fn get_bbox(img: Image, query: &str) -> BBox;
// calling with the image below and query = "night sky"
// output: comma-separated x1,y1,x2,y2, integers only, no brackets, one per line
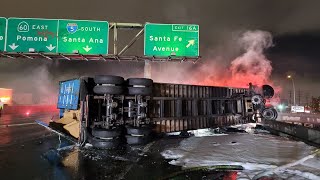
1,0,320,103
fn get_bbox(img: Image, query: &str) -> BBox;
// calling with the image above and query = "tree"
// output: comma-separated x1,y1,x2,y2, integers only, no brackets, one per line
310,97,320,113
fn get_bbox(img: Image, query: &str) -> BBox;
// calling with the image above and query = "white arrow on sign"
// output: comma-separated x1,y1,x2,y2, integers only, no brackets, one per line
186,39,195,48
46,44,56,51
9,43,19,50
83,45,92,52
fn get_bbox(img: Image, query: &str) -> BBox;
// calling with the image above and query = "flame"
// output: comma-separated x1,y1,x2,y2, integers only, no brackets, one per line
0,96,11,103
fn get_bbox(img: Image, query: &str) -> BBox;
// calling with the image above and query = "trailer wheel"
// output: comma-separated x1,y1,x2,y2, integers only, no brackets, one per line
93,85,123,95
92,127,121,138
94,75,124,85
127,78,153,87
125,135,150,145
271,108,278,120
251,95,263,105
126,126,152,136
88,137,120,149
128,87,152,96
262,108,277,120
262,84,274,98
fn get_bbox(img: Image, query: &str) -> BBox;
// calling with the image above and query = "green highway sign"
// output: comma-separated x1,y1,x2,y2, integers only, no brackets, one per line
144,23,199,57
6,18,58,53
5,18,109,55
58,20,109,55
0,17,6,51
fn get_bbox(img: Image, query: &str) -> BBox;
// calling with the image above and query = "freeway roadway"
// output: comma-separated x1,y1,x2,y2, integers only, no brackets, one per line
0,111,58,146
0,112,319,180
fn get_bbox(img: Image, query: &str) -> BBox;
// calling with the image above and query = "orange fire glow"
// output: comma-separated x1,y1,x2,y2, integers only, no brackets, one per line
0,96,11,103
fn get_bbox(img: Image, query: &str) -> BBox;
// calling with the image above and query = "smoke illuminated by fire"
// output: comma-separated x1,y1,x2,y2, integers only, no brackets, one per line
200,30,273,88
201,30,281,105
152,30,281,105
153,30,276,89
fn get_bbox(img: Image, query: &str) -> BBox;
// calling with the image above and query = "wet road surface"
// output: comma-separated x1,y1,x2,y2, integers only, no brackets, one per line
0,112,58,146
162,128,320,179
0,112,58,126
0,113,319,180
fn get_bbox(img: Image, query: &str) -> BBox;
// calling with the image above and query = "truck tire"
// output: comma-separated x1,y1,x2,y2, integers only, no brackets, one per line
88,137,120,149
126,126,152,136
93,85,123,95
262,84,274,98
92,127,121,138
262,108,276,120
125,135,150,145
128,87,152,96
251,95,263,105
94,75,124,85
127,78,153,87
272,108,278,120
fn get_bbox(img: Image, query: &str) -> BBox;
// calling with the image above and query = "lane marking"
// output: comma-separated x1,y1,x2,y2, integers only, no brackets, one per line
0,122,36,128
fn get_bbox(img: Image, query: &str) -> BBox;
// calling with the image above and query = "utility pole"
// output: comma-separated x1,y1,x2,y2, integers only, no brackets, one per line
298,89,301,106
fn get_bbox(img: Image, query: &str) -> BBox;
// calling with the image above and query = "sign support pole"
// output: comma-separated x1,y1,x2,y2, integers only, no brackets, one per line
144,60,151,79
118,28,144,56
114,23,117,55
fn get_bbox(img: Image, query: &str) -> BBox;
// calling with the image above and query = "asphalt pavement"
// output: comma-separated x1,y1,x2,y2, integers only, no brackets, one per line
0,112,319,180
0,112,186,180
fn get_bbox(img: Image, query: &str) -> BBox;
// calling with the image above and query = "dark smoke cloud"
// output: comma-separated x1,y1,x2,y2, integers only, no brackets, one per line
2,0,320,36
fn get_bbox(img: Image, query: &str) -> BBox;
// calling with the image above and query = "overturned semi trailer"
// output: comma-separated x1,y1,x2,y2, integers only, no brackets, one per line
52,75,257,148
149,83,252,133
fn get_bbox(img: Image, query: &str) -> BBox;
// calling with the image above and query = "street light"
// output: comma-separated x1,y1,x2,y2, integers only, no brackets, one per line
287,75,296,106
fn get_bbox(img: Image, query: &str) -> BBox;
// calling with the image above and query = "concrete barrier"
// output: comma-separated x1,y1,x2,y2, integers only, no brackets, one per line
277,113,320,124
264,120,320,146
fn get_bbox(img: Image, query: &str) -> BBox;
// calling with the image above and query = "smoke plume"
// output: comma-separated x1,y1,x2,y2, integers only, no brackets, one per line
225,30,273,87
153,30,275,89
152,30,282,105
2,63,58,105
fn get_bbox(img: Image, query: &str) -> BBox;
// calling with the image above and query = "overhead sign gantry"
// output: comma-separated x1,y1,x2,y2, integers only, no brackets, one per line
0,17,200,62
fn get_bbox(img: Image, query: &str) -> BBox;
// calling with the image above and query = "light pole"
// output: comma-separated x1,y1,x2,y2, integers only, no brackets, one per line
287,75,296,106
